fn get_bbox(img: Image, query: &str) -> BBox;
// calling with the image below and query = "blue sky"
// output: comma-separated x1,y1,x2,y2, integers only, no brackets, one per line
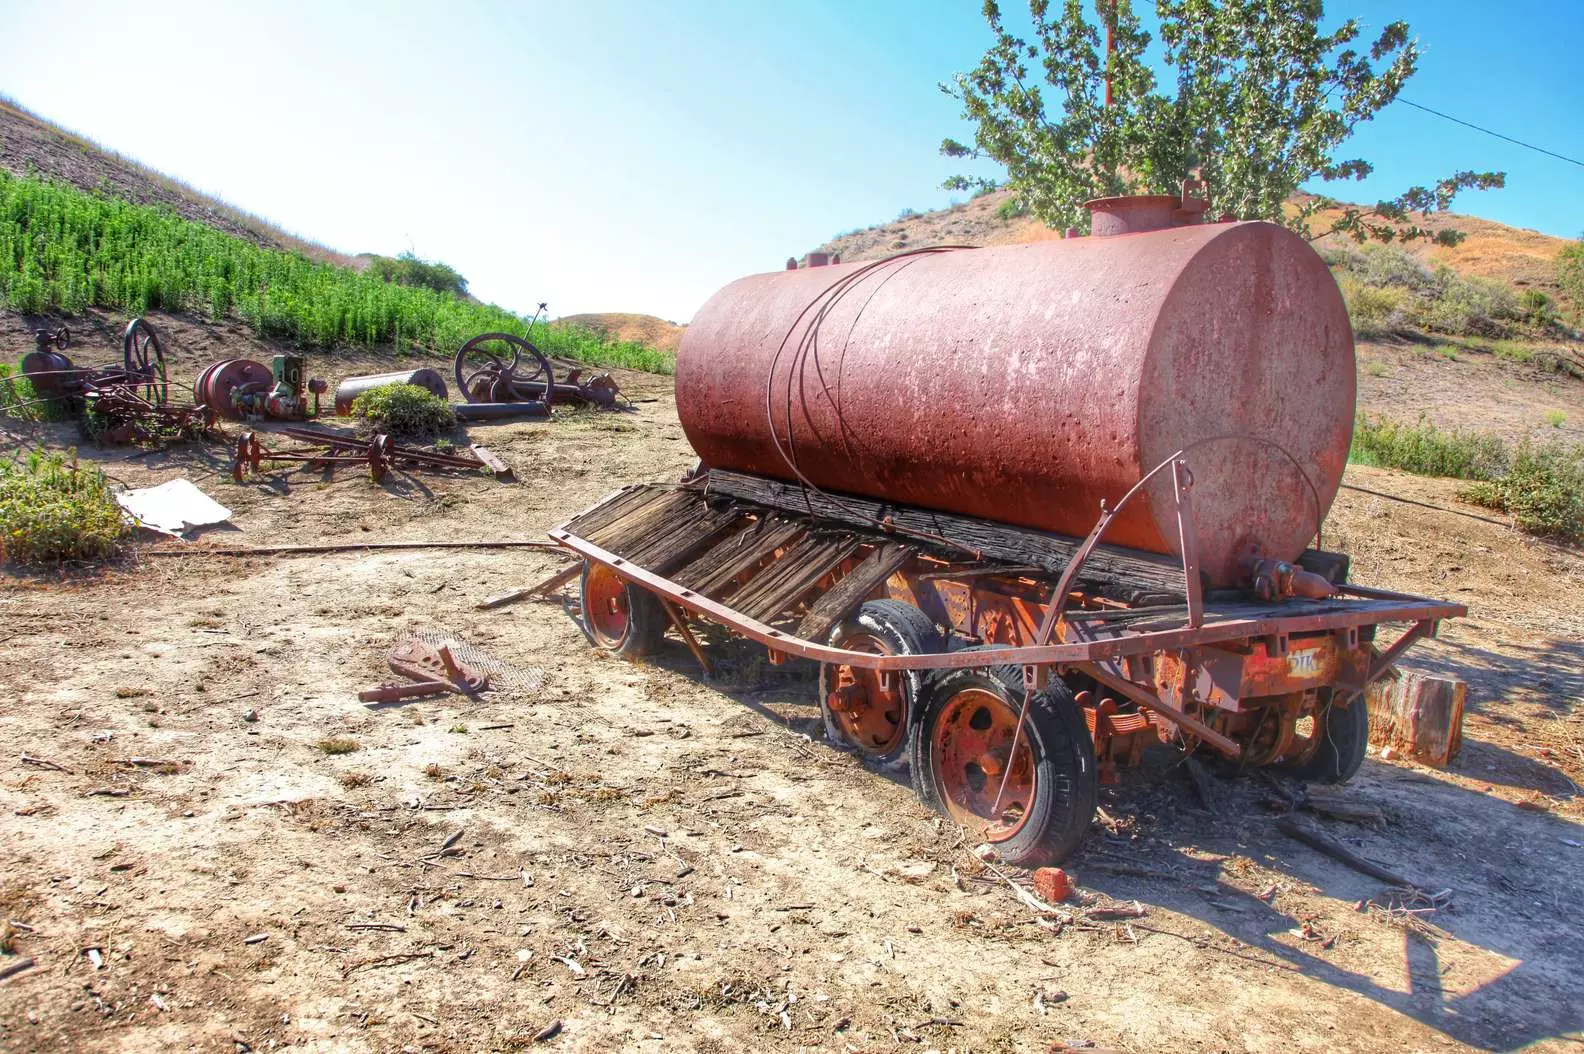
1,0,1579,323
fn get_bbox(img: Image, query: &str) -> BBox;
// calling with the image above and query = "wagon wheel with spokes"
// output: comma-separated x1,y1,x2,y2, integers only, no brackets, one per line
453,332,555,405
122,318,168,406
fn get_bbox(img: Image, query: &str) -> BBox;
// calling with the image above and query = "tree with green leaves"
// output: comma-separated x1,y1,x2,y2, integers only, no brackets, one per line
941,0,1503,245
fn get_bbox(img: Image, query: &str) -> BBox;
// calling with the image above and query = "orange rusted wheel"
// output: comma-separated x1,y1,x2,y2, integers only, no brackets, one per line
930,686,1040,840
818,600,940,769
579,561,665,658
911,659,1096,866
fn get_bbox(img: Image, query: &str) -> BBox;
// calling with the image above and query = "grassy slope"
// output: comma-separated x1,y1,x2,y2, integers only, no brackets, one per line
0,99,673,374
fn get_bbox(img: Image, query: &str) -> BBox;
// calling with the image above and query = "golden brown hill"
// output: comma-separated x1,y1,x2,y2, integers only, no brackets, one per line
560,313,686,354
816,188,1574,303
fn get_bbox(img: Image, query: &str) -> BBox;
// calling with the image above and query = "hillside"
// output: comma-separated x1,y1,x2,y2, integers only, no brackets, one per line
0,96,356,268
815,187,1577,309
559,312,686,354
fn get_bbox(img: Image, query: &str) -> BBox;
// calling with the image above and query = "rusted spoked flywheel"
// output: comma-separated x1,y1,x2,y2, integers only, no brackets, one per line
930,686,1039,841
818,600,940,769
122,318,168,406
578,561,666,658
454,332,555,404
910,659,1097,866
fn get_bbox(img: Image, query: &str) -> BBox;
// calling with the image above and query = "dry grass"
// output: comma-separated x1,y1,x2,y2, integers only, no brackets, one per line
316,737,361,756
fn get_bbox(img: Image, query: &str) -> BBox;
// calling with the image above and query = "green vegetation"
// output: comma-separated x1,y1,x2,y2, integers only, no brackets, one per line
349,382,456,438
1323,244,1559,342
1349,414,1508,481
1350,415,1583,543
0,449,128,564
942,1,1501,244
316,737,360,755
0,170,673,373
362,251,468,297
1461,447,1584,543
1559,242,1584,323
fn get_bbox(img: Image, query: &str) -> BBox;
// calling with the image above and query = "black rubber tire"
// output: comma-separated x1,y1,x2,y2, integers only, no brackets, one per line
578,563,667,659
1284,691,1369,784
909,658,1097,866
816,599,943,770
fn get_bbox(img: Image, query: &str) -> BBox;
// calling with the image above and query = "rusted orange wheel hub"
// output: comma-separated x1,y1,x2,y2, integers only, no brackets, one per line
583,562,631,647
930,687,1036,841
825,630,906,758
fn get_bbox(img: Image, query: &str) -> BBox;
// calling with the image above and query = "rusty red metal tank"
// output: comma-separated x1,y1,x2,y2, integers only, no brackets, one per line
676,196,1356,587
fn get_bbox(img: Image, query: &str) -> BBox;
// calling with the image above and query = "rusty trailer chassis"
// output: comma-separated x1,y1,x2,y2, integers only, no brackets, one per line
549,471,1463,860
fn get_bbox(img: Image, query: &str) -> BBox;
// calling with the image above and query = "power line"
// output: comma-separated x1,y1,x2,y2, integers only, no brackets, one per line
1399,98,1584,170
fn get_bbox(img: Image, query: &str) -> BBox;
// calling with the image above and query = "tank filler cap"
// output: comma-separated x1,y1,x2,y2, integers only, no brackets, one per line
1084,178,1210,236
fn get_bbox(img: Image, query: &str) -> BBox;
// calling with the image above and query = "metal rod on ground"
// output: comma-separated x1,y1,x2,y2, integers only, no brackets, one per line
147,540,569,557
476,563,582,609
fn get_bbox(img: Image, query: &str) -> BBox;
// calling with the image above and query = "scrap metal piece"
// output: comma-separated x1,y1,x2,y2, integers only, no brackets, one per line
387,640,489,695
455,332,555,405
334,369,450,415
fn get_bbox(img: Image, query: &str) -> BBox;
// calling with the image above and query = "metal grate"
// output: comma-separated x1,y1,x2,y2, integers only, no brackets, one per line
397,627,546,696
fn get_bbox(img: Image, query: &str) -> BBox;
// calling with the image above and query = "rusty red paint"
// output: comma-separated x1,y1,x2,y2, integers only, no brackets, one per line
676,205,1355,587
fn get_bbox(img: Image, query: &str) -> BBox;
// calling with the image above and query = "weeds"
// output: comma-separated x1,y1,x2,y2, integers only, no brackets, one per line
1545,410,1568,429
341,771,374,788
1328,244,1531,341
1350,414,1584,543
0,450,128,564
1349,415,1508,481
317,737,360,755
0,170,674,374
1460,444,1584,543
349,383,455,438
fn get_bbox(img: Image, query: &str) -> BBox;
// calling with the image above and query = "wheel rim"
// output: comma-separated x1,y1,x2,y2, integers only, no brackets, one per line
825,631,907,757
454,333,554,405
931,687,1036,841
583,563,631,647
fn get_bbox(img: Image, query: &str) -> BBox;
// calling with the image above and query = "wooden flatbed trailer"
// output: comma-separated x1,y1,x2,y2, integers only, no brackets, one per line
549,465,1465,865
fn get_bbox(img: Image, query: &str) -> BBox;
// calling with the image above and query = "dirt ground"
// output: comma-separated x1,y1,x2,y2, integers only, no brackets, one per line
1,314,1582,1053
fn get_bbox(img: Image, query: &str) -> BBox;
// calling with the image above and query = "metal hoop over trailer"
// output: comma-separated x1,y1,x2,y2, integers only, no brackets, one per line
551,189,1468,865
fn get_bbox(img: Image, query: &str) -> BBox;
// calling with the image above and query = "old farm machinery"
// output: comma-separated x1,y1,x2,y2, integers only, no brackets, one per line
550,190,1467,865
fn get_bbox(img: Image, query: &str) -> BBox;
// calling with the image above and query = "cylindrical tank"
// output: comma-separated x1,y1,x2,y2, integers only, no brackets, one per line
334,369,450,415
676,204,1355,587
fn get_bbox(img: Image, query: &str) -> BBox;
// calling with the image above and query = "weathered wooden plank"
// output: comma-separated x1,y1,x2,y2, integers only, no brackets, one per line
795,543,917,642
676,517,807,597
624,502,745,576
705,469,1186,603
736,537,864,624
586,489,697,551
564,484,671,538
723,534,831,612
1366,671,1466,767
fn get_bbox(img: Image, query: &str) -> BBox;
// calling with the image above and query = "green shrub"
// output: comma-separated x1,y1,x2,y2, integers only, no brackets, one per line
349,383,455,438
0,450,129,564
1557,242,1584,322
1338,277,1414,339
1349,415,1508,480
1460,443,1584,542
1421,269,1518,337
363,251,468,297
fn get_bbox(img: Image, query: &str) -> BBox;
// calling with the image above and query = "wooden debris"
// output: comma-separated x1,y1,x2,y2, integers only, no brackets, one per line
1184,757,1219,813
341,950,433,978
468,444,513,480
477,562,582,610
19,754,69,773
0,957,36,983
533,1020,563,1043
1366,672,1466,767
1275,815,1417,888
